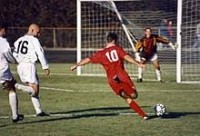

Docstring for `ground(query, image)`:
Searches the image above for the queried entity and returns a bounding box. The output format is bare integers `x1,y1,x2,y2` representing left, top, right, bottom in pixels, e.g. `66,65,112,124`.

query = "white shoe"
143,116,149,120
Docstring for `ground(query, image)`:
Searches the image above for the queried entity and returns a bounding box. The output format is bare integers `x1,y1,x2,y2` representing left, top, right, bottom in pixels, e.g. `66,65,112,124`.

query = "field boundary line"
41,86,200,93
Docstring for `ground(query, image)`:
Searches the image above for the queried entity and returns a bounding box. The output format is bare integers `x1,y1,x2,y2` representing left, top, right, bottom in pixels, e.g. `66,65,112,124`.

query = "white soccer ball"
154,104,166,116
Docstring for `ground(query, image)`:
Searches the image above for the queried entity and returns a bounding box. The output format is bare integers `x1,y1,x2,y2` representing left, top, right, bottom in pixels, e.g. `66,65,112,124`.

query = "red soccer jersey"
89,45,128,78
89,45,135,95
144,37,155,56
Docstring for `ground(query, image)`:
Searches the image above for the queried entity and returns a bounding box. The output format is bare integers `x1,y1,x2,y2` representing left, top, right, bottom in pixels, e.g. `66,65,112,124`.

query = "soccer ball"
154,104,166,116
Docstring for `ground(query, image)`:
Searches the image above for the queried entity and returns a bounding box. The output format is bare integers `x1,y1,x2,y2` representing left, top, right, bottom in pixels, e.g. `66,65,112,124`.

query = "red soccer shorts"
108,75,136,96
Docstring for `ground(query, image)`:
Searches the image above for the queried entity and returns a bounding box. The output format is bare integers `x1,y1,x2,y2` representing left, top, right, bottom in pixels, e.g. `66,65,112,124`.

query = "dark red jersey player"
70,32,148,120
135,27,176,82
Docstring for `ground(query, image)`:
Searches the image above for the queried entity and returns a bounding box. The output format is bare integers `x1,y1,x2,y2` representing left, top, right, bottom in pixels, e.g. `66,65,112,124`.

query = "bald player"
13,24,50,116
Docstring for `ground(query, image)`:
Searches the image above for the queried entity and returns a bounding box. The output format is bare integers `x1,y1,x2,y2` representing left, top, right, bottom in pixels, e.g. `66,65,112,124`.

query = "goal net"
177,0,200,83
77,0,177,81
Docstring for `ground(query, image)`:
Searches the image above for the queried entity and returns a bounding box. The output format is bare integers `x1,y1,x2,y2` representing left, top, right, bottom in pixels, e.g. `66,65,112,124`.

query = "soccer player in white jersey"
0,23,24,122
13,24,50,117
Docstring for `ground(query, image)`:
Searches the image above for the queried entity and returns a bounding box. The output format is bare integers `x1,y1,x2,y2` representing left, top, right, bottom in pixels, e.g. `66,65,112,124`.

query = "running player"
0,23,24,122
13,24,50,116
135,27,176,82
70,32,148,120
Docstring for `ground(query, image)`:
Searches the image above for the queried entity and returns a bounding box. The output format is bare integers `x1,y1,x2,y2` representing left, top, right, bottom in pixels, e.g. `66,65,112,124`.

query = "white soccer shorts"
17,63,39,84
0,67,13,84
141,53,158,62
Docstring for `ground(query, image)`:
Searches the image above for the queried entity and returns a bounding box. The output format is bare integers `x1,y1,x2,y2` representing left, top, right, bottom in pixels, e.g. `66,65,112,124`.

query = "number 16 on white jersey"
13,35,49,70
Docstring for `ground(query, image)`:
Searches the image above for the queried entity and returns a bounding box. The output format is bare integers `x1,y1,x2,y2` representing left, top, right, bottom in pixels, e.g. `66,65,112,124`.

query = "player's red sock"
129,100,147,117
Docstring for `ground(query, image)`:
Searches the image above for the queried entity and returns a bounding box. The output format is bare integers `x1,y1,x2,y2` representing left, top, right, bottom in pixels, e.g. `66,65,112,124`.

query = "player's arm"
34,39,50,76
123,55,145,68
156,35,176,50
70,58,91,71
135,40,143,52
3,49,17,63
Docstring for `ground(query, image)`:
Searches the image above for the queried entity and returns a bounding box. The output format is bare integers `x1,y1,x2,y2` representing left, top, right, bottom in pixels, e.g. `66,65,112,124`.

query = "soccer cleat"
143,116,149,120
137,78,143,83
36,112,49,117
12,114,24,123
159,80,164,83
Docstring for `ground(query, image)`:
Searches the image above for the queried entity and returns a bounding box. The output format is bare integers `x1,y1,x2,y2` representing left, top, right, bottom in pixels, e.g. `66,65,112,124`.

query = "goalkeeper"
135,27,176,82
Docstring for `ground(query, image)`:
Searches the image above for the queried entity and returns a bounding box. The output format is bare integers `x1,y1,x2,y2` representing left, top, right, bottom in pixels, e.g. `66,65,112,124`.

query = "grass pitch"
0,63,200,136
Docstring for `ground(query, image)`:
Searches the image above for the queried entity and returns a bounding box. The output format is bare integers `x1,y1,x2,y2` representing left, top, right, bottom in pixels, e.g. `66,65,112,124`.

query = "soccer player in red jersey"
70,32,148,120
135,27,176,82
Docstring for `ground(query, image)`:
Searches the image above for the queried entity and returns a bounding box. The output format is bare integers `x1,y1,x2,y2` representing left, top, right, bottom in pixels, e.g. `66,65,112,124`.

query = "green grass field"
0,63,200,136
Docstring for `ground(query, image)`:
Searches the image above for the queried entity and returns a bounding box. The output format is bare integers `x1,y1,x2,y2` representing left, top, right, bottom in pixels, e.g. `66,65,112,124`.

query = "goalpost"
77,0,177,81
177,0,200,83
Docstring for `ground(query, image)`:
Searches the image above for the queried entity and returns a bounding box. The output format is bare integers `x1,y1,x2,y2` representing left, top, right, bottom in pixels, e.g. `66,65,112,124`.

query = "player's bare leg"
152,60,162,82
28,83,49,117
120,90,148,120
15,83,35,96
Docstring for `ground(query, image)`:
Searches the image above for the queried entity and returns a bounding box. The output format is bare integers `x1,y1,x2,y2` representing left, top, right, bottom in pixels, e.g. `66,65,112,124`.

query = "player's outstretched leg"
112,75,148,119
120,91,148,120
128,99,148,119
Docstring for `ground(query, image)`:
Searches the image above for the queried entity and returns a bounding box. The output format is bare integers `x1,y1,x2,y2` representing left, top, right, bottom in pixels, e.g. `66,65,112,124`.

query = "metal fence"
8,27,77,48
7,27,177,49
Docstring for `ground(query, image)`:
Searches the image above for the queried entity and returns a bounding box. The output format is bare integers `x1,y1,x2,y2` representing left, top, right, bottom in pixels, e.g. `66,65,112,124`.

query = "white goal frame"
176,0,200,83
176,0,182,83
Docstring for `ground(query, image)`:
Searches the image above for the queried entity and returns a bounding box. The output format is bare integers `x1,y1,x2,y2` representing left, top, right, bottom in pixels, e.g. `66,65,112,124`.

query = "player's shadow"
148,112,200,119
161,112,200,119
50,106,147,115
0,106,150,127
0,112,118,128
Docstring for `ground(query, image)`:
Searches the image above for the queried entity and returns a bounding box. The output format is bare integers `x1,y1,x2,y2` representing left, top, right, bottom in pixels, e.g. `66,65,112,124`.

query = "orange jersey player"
70,32,149,120
135,27,176,82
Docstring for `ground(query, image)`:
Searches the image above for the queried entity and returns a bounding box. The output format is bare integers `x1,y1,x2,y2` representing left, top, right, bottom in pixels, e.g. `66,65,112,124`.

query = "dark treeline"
0,0,76,27
0,0,176,27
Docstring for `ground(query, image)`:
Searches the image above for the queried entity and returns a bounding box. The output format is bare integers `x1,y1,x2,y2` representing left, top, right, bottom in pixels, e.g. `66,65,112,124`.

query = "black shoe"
159,80,164,83
36,112,49,117
137,78,143,82
12,114,24,123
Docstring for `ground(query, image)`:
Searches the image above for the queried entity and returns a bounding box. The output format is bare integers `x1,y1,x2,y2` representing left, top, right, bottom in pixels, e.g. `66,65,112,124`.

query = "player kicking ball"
70,32,149,120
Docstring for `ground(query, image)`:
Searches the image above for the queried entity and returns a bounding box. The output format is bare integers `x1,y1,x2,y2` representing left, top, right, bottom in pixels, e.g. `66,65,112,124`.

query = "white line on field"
41,87,107,92
12,71,76,76
41,86,200,93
